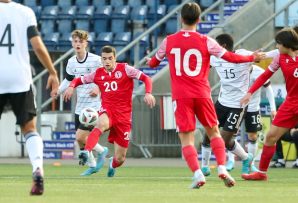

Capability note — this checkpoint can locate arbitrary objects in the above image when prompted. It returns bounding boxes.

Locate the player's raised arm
[147,38,167,68]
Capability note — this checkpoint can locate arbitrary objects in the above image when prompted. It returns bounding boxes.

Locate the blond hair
[71,30,89,41]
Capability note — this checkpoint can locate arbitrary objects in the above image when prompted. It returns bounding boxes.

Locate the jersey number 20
[170,48,202,76]
[0,24,14,54]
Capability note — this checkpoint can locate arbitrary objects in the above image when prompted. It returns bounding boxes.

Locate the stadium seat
[75,19,90,31]
[113,32,132,62]
[23,0,37,7]
[40,6,59,20]
[131,5,148,22]
[76,6,94,19]
[165,5,178,34]
[88,32,96,52]
[92,0,107,6]
[57,0,72,7]
[130,32,149,63]
[43,32,59,52]
[147,4,166,33]
[58,32,72,52]
[164,0,178,7]
[93,32,114,54]
[127,0,143,7]
[57,19,73,34]
[111,5,130,33]
[146,0,159,9]
[75,0,90,6]
[40,19,56,35]
[31,6,42,20]
[199,0,215,9]
[58,6,77,20]
[94,5,112,33]
[110,0,124,7]
[40,0,56,7]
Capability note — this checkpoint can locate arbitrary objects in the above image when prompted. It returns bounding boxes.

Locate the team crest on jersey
[115,71,122,79]
[101,76,105,80]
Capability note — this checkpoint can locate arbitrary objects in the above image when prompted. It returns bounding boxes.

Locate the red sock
[84,128,102,151]
[259,144,276,172]
[112,156,124,168]
[210,137,226,166]
[182,145,199,172]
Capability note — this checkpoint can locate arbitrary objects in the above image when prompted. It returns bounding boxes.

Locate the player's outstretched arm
[139,73,156,108]
[30,35,59,97]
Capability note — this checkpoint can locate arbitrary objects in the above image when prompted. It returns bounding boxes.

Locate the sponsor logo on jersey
[115,71,122,79]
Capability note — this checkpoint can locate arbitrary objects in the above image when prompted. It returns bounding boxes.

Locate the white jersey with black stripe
[66,52,102,114]
[0,2,36,93]
[211,49,253,108]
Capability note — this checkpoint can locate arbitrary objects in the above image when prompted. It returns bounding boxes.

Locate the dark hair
[100,45,116,56]
[181,2,201,25]
[215,34,234,51]
[293,26,298,34]
[275,28,298,51]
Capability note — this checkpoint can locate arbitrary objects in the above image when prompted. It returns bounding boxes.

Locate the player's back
[165,31,212,100]
[0,2,36,93]
[211,49,252,108]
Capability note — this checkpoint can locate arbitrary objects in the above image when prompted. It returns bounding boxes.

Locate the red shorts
[99,108,131,148]
[272,99,298,128]
[174,98,218,132]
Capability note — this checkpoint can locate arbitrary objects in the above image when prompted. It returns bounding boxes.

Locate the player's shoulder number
[170,48,202,77]
[0,24,14,54]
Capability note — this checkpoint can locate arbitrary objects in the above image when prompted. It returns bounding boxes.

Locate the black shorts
[244,111,262,133]
[74,114,94,131]
[0,86,36,126]
[215,101,246,133]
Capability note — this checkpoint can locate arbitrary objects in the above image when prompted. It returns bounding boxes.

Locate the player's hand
[271,110,277,119]
[89,86,100,97]
[47,73,60,98]
[252,51,266,62]
[240,93,252,107]
[145,57,151,65]
[63,87,74,102]
[144,93,156,108]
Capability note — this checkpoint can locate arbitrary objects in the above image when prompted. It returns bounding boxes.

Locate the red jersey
[81,63,142,121]
[154,30,254,100]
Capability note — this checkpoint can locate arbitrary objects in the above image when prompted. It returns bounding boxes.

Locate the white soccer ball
[79,107,99,126]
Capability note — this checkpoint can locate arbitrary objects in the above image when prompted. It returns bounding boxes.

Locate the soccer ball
[79,107,99,126]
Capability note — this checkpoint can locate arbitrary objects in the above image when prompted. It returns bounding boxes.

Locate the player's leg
[226,150,235,171]
[196,99,235,187]
[201,134,211,176]
[270,138,285,168]
[10,87,44,195]
[107,142,128,177]
[175,98,205,189]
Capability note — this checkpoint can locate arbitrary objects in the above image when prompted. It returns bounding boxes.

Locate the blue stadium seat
[131,5,148,22]
[146,0,159,9]
[113,32,132,62]
[40,6,59,20]
[165,5,178,34]
[147,4,166,33]
[57,19,73,34]
[127,0,143,7]
[164,0,178,7]
[94,5,112,33]
[40,19,56,35]
[110,0,124,7]
[40,0,56,7]
[199,0,215,9]
[76,6,94,19]
[114,46,127,62]
[111,5,130,33]
[57,0,72,7]
[31,6,42,20]
[13,0,23,3]
[75,19,90,31]
[58,6,77,20]
[130,32,149,63]
[93,0,107,6]
[23,0,37,7]
[93,32,114,54]
[88,32,96,52]
[75,0,90,6]
[43,32,59,52]
[58,32,72,52]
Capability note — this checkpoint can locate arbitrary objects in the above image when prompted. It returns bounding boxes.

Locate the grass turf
[0,163,297,203]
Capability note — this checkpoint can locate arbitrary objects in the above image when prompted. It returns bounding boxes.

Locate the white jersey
[211,49,253,108]
[0,2,36,93]
[66,52,102,114]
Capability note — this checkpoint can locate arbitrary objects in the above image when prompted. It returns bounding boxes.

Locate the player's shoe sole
[95,147,109,171]
[218,173,235,188]
[241,171,268,181]
[30,168,44,195]
[201,166,211,176]
[190,174,206,189]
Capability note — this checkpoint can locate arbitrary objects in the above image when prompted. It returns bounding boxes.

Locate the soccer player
[146,2,264,188]
[225,64,276,172]
[0,0,59,195]
[56,30,108,176]
[241,28,298,180]
[200,34,276,176]
[63,45,156,177]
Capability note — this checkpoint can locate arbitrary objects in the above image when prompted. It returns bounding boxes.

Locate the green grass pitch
[0,163,297,203]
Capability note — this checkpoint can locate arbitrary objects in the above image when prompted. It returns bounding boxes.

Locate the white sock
[247,141,257,158]
[93,143,104,153]
[227,150,235,162]
[201,146,211,167]
[25,132,43,174]
[217,165,227,175]
[88,151,96,167]
[278,159,285,164]
[230,140,248,161]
